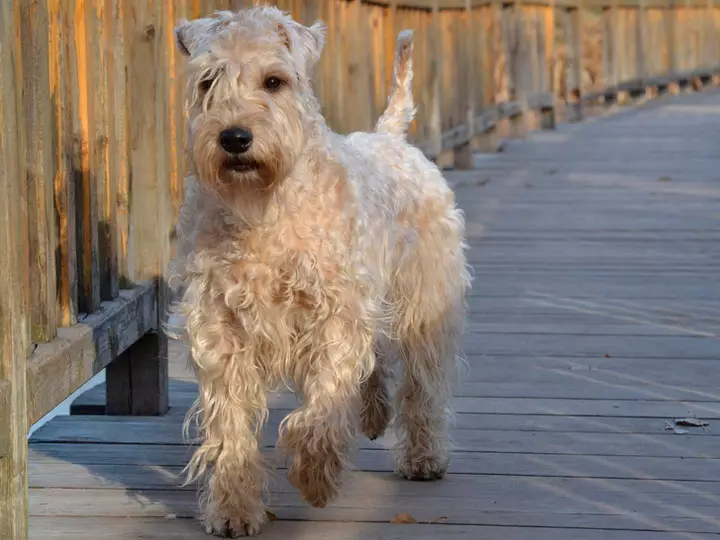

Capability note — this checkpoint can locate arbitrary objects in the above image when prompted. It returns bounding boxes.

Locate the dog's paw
[204,513,266,538]
[396,455,448,481]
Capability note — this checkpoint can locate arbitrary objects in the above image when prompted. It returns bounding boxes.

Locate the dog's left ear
[279,20,326,73]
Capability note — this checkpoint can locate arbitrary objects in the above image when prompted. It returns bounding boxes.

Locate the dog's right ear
[175,13,232,57]
[175,19,194,57]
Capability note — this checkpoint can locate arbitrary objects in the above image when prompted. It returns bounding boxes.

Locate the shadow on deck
[28,89,720,540]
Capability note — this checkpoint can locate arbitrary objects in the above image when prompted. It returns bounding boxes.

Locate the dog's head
[176,7,325,197]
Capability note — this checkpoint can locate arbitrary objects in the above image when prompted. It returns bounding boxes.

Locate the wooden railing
[1,0,718,537]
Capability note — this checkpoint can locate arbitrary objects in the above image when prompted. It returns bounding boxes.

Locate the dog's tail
[376,30,415,137]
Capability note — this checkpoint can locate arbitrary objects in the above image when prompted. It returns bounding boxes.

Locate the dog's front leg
[185,309,269,537]
[278,315,374,508]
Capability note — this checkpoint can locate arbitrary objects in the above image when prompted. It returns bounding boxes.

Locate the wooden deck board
[28,90,720,538]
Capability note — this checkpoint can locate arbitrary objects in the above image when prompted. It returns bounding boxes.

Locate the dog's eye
[199,78,214,93]
[263,76,285,93]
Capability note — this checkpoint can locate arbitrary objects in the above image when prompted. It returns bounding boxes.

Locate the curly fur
[169,6,471,537]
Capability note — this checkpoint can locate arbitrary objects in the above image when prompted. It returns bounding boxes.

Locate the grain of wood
[26,517,720,540]
[20,0,57,343]
[50,0,78,328]
[0,2,30,537]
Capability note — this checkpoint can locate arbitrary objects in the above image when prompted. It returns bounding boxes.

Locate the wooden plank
[25,283,157,425]
[0,380,9,458]
[29,443,720,481]
[30,406,720,437]
[106,0,131,289]
[49,0,78,328]
[29,460,720,491]
[73,0,102,314]
[20,0,57,343]
[28,517,720,540]
[27,485,720,532]
[85,0,116,301]
[29,417,720,458]
[0,1,29,537]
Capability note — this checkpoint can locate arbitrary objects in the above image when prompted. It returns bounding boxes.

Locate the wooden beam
[25,283,157,426]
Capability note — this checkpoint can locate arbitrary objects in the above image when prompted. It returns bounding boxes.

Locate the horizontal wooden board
[29,444,720,481]
[28,517,720,540]
[25,282,157,424]
[28,482,720,531]
[29,420,719,458]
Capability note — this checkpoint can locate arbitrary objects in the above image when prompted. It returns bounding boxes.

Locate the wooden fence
[1,0,719,537]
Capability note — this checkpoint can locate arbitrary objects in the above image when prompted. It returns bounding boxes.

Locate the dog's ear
[175,19,193,56]
[175,13,233,57]
[278,20,326,73]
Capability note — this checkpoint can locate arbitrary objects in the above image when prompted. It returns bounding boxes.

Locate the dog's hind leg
[360,339,394,441]
[391,208,470,481]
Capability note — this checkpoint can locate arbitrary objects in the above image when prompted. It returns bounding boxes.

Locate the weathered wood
[86,0,117,301]
[107,332,167,415]
[49,0,79,328]
[21,0,57,343]
[108,0,170,417]
[5,2,720,538]
[73,0,102,315]
[26,484,720,533]
[25,283,157,425]
[0,2,30,537]
[27,517,720,540]
[565,4,584,119]
[29,442,720,481]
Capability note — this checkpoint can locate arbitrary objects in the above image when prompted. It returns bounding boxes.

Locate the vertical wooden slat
[86,0,117,301]
[602,1,619,91]
[20,0,57,343]
[429,1,442,159]
[105,0,131,289]
[74,0,101,314]
[0,1,29,537]
[541,3,556,129]
[49,0,78,328]
[636,1,647,83]
[665,0,677,76]
[454,0,475,168]
[503,1,524,137]
[566,3,584,121]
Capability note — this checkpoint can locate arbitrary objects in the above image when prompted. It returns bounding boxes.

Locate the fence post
[0,1,30,537]
[106,0,169,416]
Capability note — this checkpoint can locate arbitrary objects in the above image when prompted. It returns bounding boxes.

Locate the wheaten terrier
[170,6,470,537]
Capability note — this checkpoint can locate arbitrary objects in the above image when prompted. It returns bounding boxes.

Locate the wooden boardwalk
[27,91,720,539]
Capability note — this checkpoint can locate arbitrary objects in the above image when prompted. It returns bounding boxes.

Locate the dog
[170,6,471,537]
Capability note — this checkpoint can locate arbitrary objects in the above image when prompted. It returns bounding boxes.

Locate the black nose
[219,127,253,154]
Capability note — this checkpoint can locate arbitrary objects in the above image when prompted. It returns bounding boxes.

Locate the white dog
[170,6,470,536]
